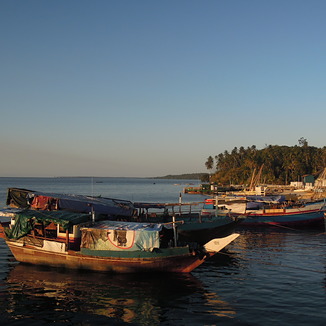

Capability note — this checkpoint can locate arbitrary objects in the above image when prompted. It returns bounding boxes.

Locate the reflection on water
[2,263,235,325]
[0,229,326,325]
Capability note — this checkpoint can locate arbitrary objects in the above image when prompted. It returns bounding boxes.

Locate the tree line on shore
[205,138,326,185]
[155,173,207,180]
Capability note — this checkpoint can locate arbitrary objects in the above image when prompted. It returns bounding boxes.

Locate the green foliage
[205,156,214,170]
[207,145,326,185]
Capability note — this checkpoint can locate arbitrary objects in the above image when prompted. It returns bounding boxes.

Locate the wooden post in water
[66,229,69,250]
[215,195,219,217]
[91,206,95,225]
[172,215,178,247]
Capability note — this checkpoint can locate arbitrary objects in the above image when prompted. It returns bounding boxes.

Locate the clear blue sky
[1,0,325,177]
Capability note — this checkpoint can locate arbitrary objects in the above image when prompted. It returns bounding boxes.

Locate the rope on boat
[262,222,304,231]
[255,219,326,232]
[315,231,326,236]
[162,220,185,226]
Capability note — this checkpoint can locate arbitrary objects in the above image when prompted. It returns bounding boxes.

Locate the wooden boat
[5,188,241,245]
[133,201,242,245]
[201,197,326,227]
[241,200,326,227]
[6,187,134,217]
[0,210,239,273]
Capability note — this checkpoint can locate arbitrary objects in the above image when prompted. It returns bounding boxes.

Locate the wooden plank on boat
[263,208,286,213]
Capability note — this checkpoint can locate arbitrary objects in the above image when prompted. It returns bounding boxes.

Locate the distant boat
[0,210,239,273]
[241,200,326,227]
[201,197,326,228]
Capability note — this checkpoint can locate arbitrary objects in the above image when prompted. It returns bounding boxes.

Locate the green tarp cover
[6,210,90,240]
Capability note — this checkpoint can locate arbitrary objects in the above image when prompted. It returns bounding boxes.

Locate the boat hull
[241,209,325,227]
[6,242,210,273]
[6,232,239,273]
[137,214,240,245]
[177,218,241,244]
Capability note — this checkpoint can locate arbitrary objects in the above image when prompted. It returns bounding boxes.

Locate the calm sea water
[0,177,326,325]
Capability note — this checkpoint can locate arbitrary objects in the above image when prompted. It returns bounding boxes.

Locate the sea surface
[0,177,325,325]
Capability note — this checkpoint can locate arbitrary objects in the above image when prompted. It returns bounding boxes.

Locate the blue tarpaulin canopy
[81,220,164,251]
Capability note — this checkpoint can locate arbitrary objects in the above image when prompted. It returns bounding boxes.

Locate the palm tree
[205,156,214,171]
[205,156,214,183]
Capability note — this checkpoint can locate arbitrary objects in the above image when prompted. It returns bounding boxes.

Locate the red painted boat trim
[250,210,320,217]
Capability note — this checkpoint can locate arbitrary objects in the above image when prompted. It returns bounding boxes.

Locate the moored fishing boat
[241,200,326,227]
[201,197,326,228]
[5,188,242,244]
[6,187,134,218]
[0,210,239,273]
[133,201,242,244]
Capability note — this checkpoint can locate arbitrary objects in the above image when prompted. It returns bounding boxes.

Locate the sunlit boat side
[0,210,239,273]
[201,197,326,227]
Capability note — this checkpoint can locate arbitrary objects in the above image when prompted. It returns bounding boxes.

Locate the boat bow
[203,233,239,253]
